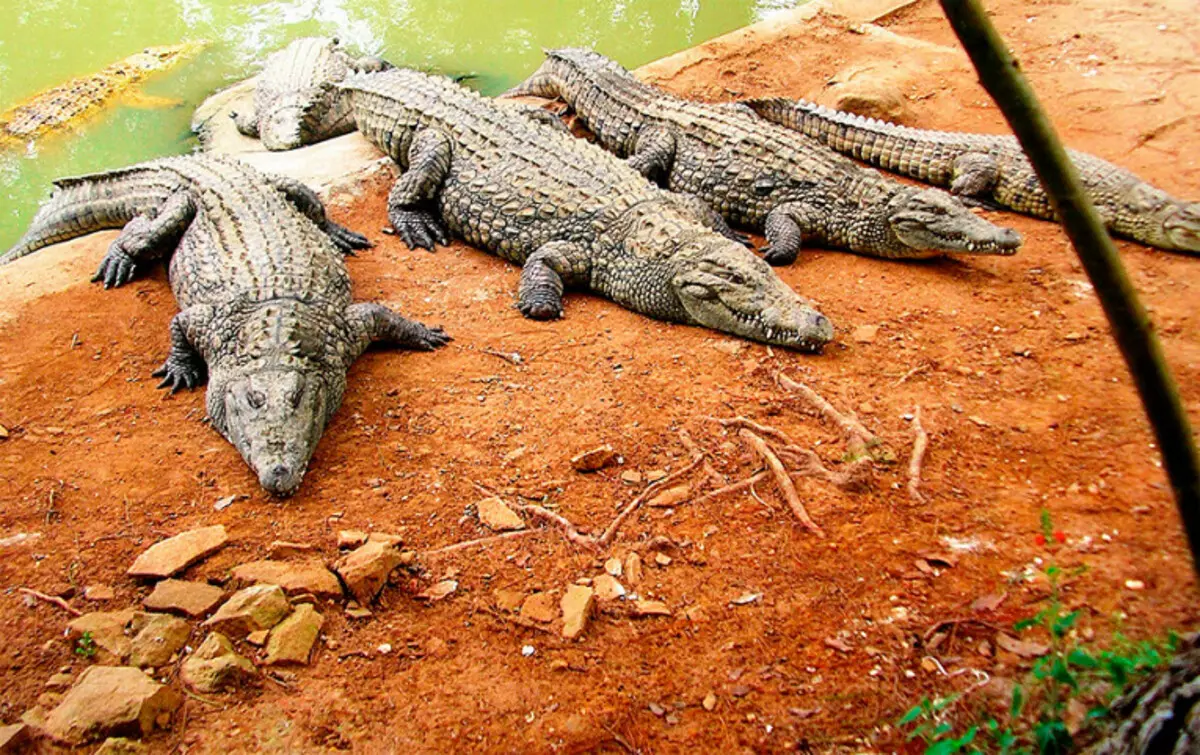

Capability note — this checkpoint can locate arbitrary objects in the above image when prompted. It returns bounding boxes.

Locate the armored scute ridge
[340,68,833,352]
[0,155,449,495]
[233,37,391,151]
[508,48,1023,264]
[743,97,1200,254]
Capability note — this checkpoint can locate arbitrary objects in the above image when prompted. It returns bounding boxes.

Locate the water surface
[0,0,796,250]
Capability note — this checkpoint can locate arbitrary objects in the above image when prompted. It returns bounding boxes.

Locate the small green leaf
[1034,720,1072,755]
[1087,706,1109,720]
[1051,610,1079,638]
[1011,685,1026,719]
[1067,647,1099,669]
[899,702,927,726]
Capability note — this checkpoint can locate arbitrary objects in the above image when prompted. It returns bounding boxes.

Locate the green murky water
[0,0,797,251]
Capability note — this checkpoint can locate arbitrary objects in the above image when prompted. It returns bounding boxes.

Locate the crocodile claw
[91,249,137,289]
[151,356,206,393]
[413,325,452,351]
[518,300,564,320]
[388,208,450,251]
[324,221,372,255]
[761,244,798,266]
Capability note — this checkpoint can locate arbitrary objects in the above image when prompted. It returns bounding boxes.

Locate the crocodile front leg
[387,128,453,251]
[518,241,591,320]
[92,191,196,288]
[349,54,392,73]
[950,152,1001,197]
[344,302,451,362]
[152,305,214,393]
[506,103,570,135]
[628,125,677,183]
[674,194,751,246]
[263,173,372,254]
[762,202,823,266]
[231,106,260,138]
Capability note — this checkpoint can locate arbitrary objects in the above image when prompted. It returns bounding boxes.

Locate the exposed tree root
[687,470,771,507]
[778,373,881,460]
[423,529,539,557]
[908,406,930,503]
[738,429,825,536]
[18,587,81,616]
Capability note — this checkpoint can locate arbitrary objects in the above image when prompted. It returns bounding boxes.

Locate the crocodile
[506,48,1022,265]
[0,155,449,495]
[743,96,1200,254]
[232,36,391,151]
[0,42,208,150]
[339,68,833,351]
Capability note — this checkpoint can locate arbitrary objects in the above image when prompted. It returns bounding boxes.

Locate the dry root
[738,430,824,536]
[908,406,929,503]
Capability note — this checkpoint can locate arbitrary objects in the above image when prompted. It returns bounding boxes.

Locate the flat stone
[94,736,148,754]
[476,497,525,531]
[143,579,225,617]
[127,525,228,579]
[852,325,879,344]
[520,592,557,624]
[344,604,372,619]
[494,589,525,612]
[66,610,136,664]
[337,530,368,549]
[245,630,269,647]
[560,585,594,640]
[83,585,115,602]
[45,671,74,689]
[202,584,290,638]
[42,666,180,745]
[593,574,626,601]
[604,558,623,577]
[620,470,643,485]
[128,613,191,668]
[624,553,643,584]
[633,600,672,617]
[267,541,315,558]
[334,540,402,604]
[654,553,672,567]
[366,532,404,546]
[180,633,256,693]
[0,723,29,753]
[570,445,617,472]
[647,484,692,508]
[265,604,323,665]
[230,560,342,598]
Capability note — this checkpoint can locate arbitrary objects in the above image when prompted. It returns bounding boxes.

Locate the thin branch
[596,454,706,546]
[908,406,929,503]
[708,416,797,447]
[18,587,82,616]
[738,430,824,536]
[777,374,877,458]
[687,471,771,507]
[423,529,539,557]
[517,503,597,548]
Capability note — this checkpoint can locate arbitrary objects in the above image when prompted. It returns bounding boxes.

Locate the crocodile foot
[91,249,137,288]
[761,244,799,266]
[410,324,453,351]
[388,208,450,251]
[518,300,564,320]
[152,355,207,393]
[325,221,373,255]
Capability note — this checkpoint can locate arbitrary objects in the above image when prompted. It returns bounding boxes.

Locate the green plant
[897,511,1177,754]
[74,630,96,659]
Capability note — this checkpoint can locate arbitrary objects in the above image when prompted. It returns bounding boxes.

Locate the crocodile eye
[247,390,266,410]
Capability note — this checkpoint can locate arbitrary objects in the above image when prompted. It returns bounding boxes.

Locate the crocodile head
[672,238,834,351]
[1162,202,1200,252]
[125,41,209,74]
[1122,184,1200,253]
[888,189,1023,256]
[209,369,330,496]
[259,92,324,151]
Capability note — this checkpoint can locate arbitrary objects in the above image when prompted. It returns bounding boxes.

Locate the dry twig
[686,471,771,507]
[738,430,824,536]
[908,406,930,503]
[423,529,538,557]
[778,374,877,457]
[679,427,724,487]
[18,587,81,616]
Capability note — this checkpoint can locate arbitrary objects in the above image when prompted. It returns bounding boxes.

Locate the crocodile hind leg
[762,202,822,266]
[344,302,451,362]
[262,173,372,254]
[507,103,570,134]
[92,192,196,288]
[232,106,260,138]
[387,128,453,251]
[153,305,214,393]
[518,241,591,320]
[950,153,1000,197]
[627,125,677,183]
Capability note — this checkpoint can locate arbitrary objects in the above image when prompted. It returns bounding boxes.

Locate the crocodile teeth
[767,328,775,339]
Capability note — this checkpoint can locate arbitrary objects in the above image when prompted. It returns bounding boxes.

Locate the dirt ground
[2,0,1199,751]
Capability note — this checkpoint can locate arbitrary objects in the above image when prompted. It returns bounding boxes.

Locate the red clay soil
[1,0,1198,751]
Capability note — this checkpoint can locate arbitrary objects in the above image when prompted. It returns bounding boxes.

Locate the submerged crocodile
[0,42,208,149]
[340,68,833,351]
[233,36,390,151]
[1,155,449,495]
[507,48,1022,265]
[743,97,1200,254]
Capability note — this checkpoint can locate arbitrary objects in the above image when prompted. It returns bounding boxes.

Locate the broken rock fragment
[128,613,191,669]
[180,633,257,693]
[42,666,180,745]
[202,584,290,638]
[265,604,324,665]
[561,585,595,640]
[230,560,342,598]
[571,445,617,472]
[94,737,148,755]
[142,579,225,617]
[66,610,136,664]
[476,497,525,531]
[127,525,228,579]
[521,592,558,623]
[335,540,402,604]
[593,574,626,601]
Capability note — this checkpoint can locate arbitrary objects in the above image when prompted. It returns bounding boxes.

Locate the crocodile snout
[259,463,304,497]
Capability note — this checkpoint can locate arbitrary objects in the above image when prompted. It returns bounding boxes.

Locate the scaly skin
[508,49,1022,265]
[1,155,449,496]
[0,42,208,149]
[340,68,833,352]
[232,37,390,151]
[743,97,1200,254]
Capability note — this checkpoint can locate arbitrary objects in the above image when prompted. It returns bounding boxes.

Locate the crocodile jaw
[210,369,329,497]
[1161,202,1200,253]
[673,240,834,352]
[889,188,1022,256]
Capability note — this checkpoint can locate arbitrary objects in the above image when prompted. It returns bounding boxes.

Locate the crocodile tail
[502,61,560,99]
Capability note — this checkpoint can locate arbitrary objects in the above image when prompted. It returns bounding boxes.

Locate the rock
[366,532,404,546]
[230,560,342,598]
[94,737,148,754]
[570,445,617,472]
[246,630,269,646]
[645,469,668,482]
[593,574,626,601]
[84,585,115,602]
[0,723,29,753]
[127,525,228,579]
[619,470,642,485]
[415,580,458,601]
[267,541,315,558]
[344,604,372,619]
[337,530,368,549]
[45,671,74,689]
[703,692,718,711]
[143,579,225,617]
[604,558,623,577]
[632,600,672,617]
[560,585,594,640]
[66,610,136,664]
[334,540,402,604]
[828,68,911,122]
[851,325,878,344]
[202,584,290,638]
[180,633,256,693]
[624,553,643,584]
[647,484,691,508]
[493,589,525,612]
[265,604,323,665]
[520,592,557,623]
[128,614,191,669]
[476,497,525,531]
[654,553,672,567]
[42,666,180,745]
